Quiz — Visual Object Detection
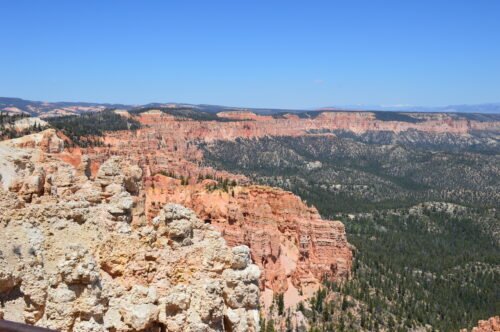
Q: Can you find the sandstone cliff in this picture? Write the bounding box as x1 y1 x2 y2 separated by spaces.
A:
146 176 353 308
0 131 260 331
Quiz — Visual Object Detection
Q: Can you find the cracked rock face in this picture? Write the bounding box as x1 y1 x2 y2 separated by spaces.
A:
0 131 260 331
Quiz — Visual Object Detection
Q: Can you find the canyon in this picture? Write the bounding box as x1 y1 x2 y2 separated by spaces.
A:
54 109 361 306
77 109 500 184
80 109 498 291
1 107 499 331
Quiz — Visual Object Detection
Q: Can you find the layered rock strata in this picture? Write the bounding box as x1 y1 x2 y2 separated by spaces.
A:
75 110 500 186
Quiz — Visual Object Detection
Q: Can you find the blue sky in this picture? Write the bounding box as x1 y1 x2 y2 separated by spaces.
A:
1 0 499 109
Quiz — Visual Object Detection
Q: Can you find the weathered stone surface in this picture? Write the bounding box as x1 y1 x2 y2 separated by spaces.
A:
0 260 20 293
4 129 65 153
0 136 260 332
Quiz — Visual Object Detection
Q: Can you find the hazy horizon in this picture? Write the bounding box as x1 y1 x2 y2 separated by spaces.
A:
3 95 500 114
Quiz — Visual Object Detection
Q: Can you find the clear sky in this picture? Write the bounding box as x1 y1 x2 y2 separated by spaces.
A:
1 0 499 109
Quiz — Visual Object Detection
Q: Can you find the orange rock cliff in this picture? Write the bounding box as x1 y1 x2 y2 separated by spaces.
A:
146 178 353 306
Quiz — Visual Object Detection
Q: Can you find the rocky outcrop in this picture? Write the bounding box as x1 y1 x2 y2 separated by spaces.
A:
461 316 500 332
4 128 64 153
0 137 260 331
146 177 353 307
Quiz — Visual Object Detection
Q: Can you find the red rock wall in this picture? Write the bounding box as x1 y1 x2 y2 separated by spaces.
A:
145 178 353 295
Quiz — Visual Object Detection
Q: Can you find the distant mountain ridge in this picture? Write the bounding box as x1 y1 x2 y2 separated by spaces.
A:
0 97 133 117
324 103 500 114
1 97 500 118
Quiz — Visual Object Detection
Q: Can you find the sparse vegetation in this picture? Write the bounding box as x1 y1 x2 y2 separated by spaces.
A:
204 177 238 192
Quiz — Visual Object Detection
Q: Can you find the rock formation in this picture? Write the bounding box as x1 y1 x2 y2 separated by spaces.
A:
461 316 500 332
0 131 260 331
5 128 65 153
146 176 353 307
